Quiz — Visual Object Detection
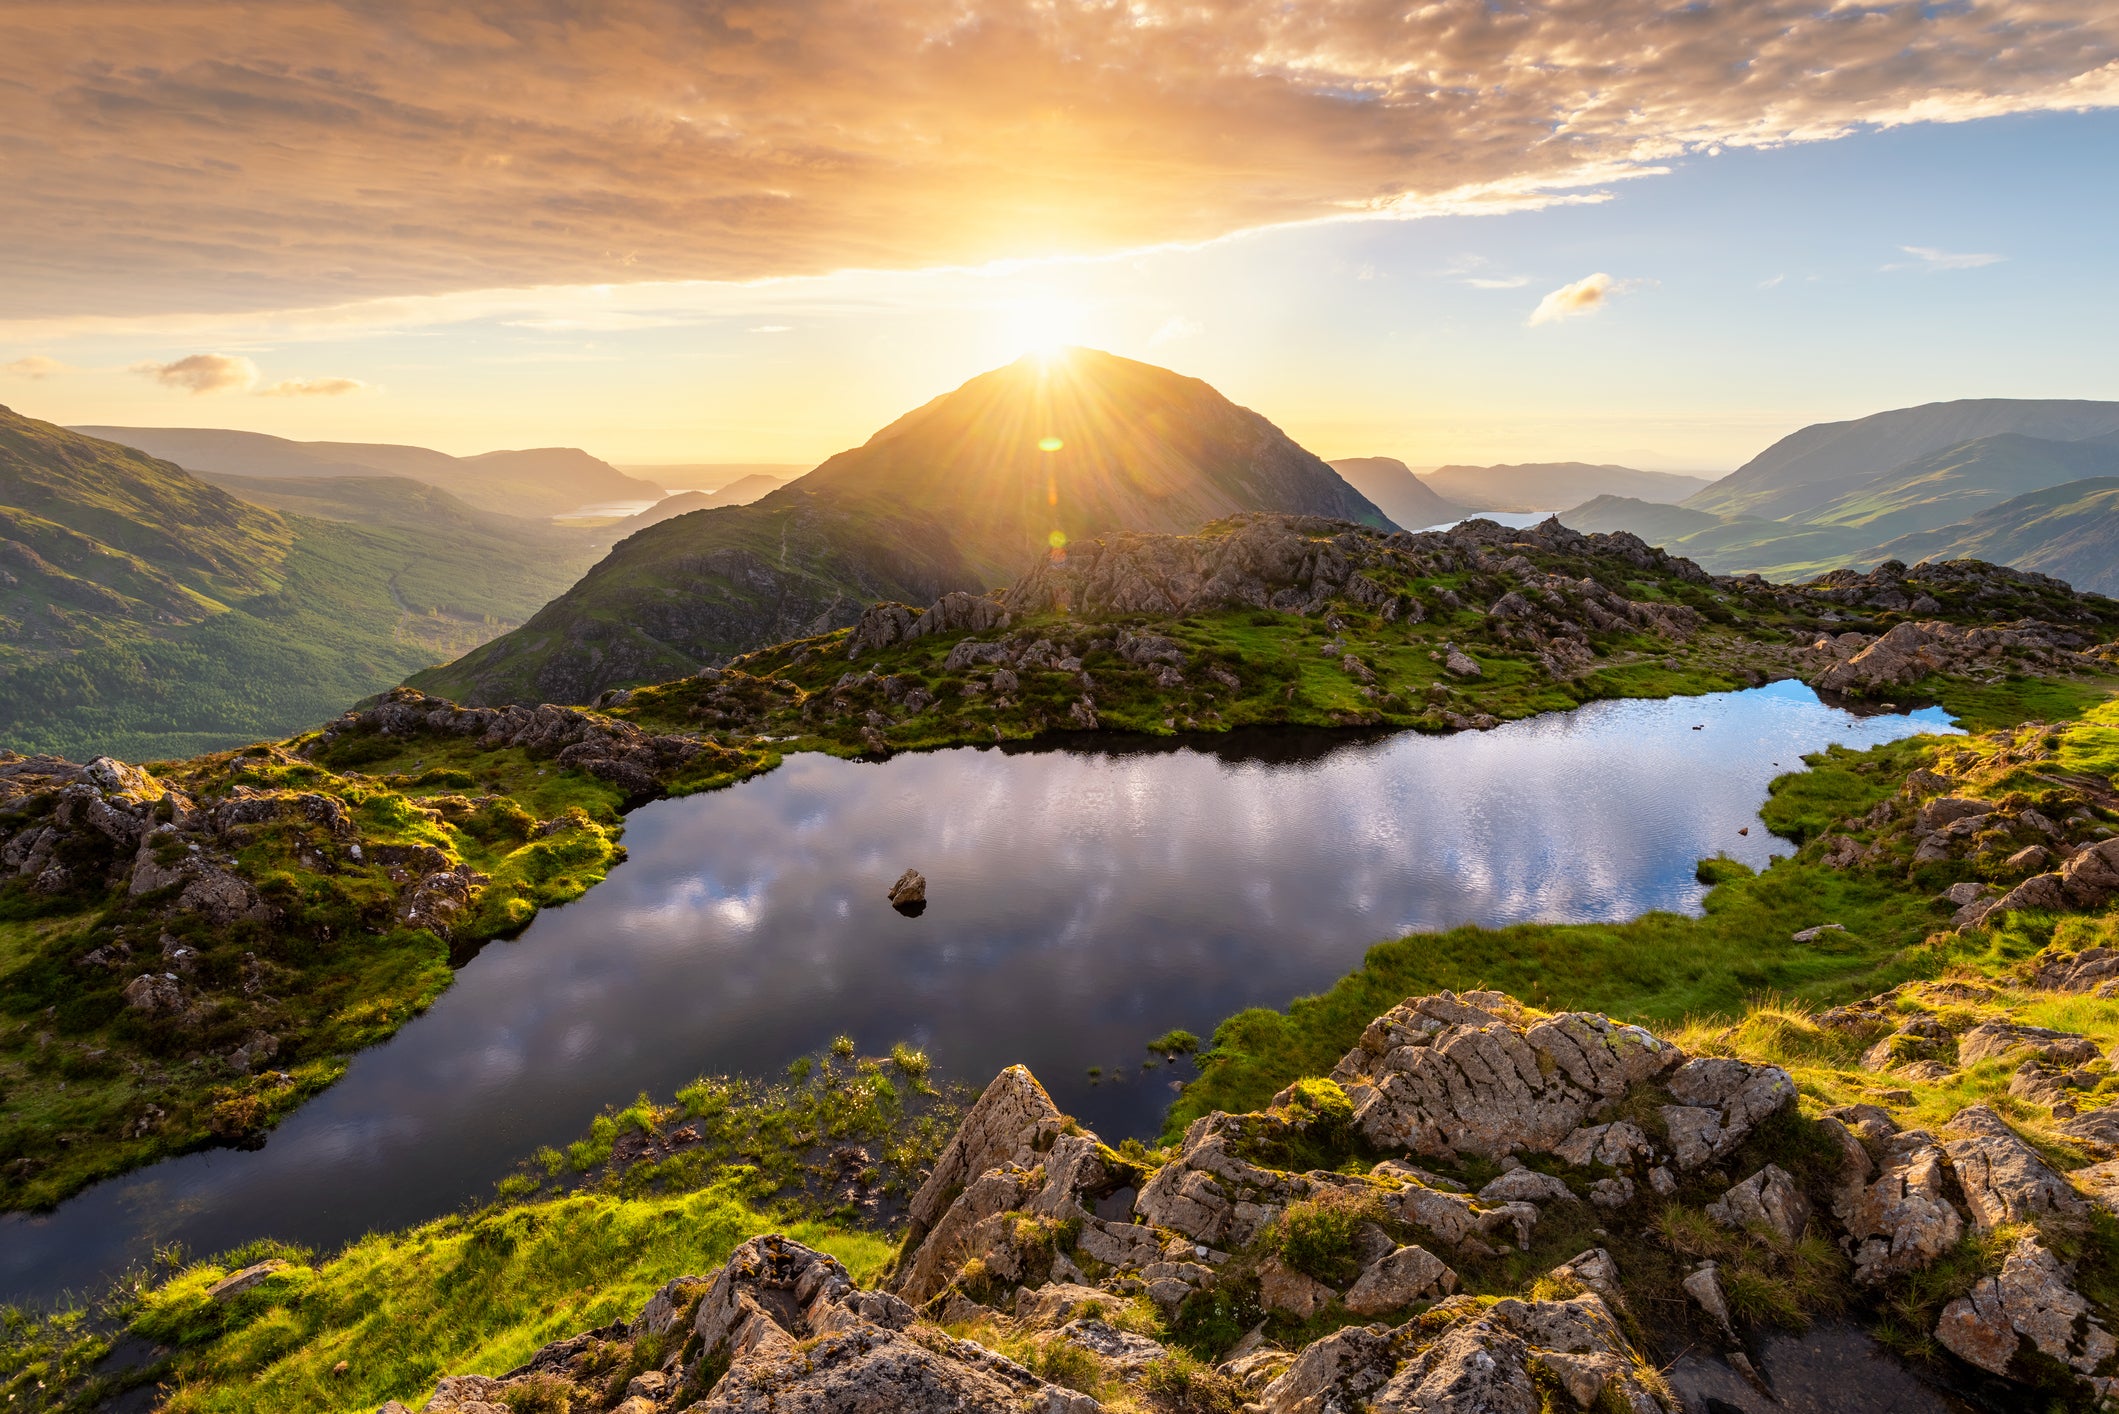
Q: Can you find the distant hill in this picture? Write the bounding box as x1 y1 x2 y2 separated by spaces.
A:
1869 477 2119 596
612 475 790 534
1788 432 2119 539
1563 417 2119 592
411 347 1389 706
0 409 606 758
1419 462 1713 511
1327 457 1461 529
613 463 808 492
71 426 662 519
1684 398 2119 521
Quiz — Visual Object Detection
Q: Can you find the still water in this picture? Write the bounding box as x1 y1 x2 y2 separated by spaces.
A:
4 683 1954 1304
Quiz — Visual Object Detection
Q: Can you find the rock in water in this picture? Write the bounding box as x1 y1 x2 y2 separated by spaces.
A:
888 868 928 915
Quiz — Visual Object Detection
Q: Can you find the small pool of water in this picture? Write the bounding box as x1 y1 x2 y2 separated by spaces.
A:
2 683 1954 1305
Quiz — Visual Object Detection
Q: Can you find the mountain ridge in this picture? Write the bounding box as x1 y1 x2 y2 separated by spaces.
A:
70 425 662 519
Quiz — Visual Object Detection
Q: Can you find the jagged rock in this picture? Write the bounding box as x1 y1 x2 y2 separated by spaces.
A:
2059 1105 2119 1149
205 1259 289 1302
1367 1294 1671 1414
911 591 1011 642
886 868 926 908
2029 944 2119 993
1476 1168 1575 1205
1331 992 1681 1159
1014 1283 1115 1329
1553 1121 1651 1169
1442 646 1482 679
1549 1248 1626 1310
1257 1255 1337 1319
122 972 184 1013
1937 1233 2117 1384
1956 1020 2101 1068
846 602 919 658
1682 1263 1735 1337
1343 1245 1456 1315
1254 1322 1402 1414
1943 1105 2086 1229
1051 1318 1167 1378
1590 1177 1636 1210
1706 1164 1808 1244
1658 1057 1797 1169
2071 1158 2119 1214
1840 1130 1965 1285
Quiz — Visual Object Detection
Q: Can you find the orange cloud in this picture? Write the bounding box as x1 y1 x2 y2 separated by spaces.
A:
1 355 66 379
1 1 2114 318
131 353 259 393
258 376 366 396
1528 273 1648 326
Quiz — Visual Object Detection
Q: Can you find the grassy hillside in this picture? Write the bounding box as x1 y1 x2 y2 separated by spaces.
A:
0 413 607 760
1874 477 2119 596
74 427 662 519
414 348 1390 706
1792 432 2119 539
1686 397 2119 521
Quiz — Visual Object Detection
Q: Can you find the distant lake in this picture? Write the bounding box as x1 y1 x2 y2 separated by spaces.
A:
2 683 1955 1305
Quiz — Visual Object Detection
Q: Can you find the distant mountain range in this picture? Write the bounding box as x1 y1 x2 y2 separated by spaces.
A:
412 348 1390 705
610 473 793 533
1561 400 2119 593
1419 462 1714 511
1683 398 2119 521
0 408 607 758
71 425 662 519
1326 457 1463 529
613 463 810 492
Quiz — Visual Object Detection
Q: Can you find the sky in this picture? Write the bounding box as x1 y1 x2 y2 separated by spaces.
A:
2 1 2117 473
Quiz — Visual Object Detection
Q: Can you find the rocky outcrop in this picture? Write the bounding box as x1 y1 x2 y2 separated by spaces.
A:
1937 1233 2117 1391
1330 992 1684 1158
313 688 703 800
1811 617 2106 695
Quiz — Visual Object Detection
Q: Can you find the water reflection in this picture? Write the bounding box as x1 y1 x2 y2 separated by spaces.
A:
3 682 1953 1304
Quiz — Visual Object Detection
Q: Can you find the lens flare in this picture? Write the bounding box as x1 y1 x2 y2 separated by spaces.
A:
1038 436 1063 451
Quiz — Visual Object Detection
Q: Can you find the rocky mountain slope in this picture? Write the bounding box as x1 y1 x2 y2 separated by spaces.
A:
1325 457 1461 529
74 426 663 520
0 408 609 759
410 350 1389 707
1420 461 1713 511
1685 398 2119 522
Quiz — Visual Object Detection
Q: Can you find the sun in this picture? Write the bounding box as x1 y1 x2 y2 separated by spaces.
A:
1001 291 1088 360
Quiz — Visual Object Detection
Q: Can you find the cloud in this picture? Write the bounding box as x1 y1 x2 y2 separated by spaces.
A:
131 353 258 393
0 1 2111 319
1464 275 1532 290
1148 315 1201 346
1528 273 1646 326
748 326 793 334
257 376 365 396
1887 245 2008 271
1 355 65 379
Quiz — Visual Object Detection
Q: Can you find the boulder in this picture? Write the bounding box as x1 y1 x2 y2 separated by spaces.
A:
122 972 184 1013
1937 1233 2117 1384
1331 993 1681 1159
1257 1256 1337 1319
1682 1263 1735 1337
1658 1056 1797 1169
1705 1164 1809 1245
1942 1105 2085 1230
1839 1130 1965 1285
1343 1245 1457 1315
205 1259 290 1302
1476 1168 1575 1205
886 868 927 909
1956 1020 2100 1068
